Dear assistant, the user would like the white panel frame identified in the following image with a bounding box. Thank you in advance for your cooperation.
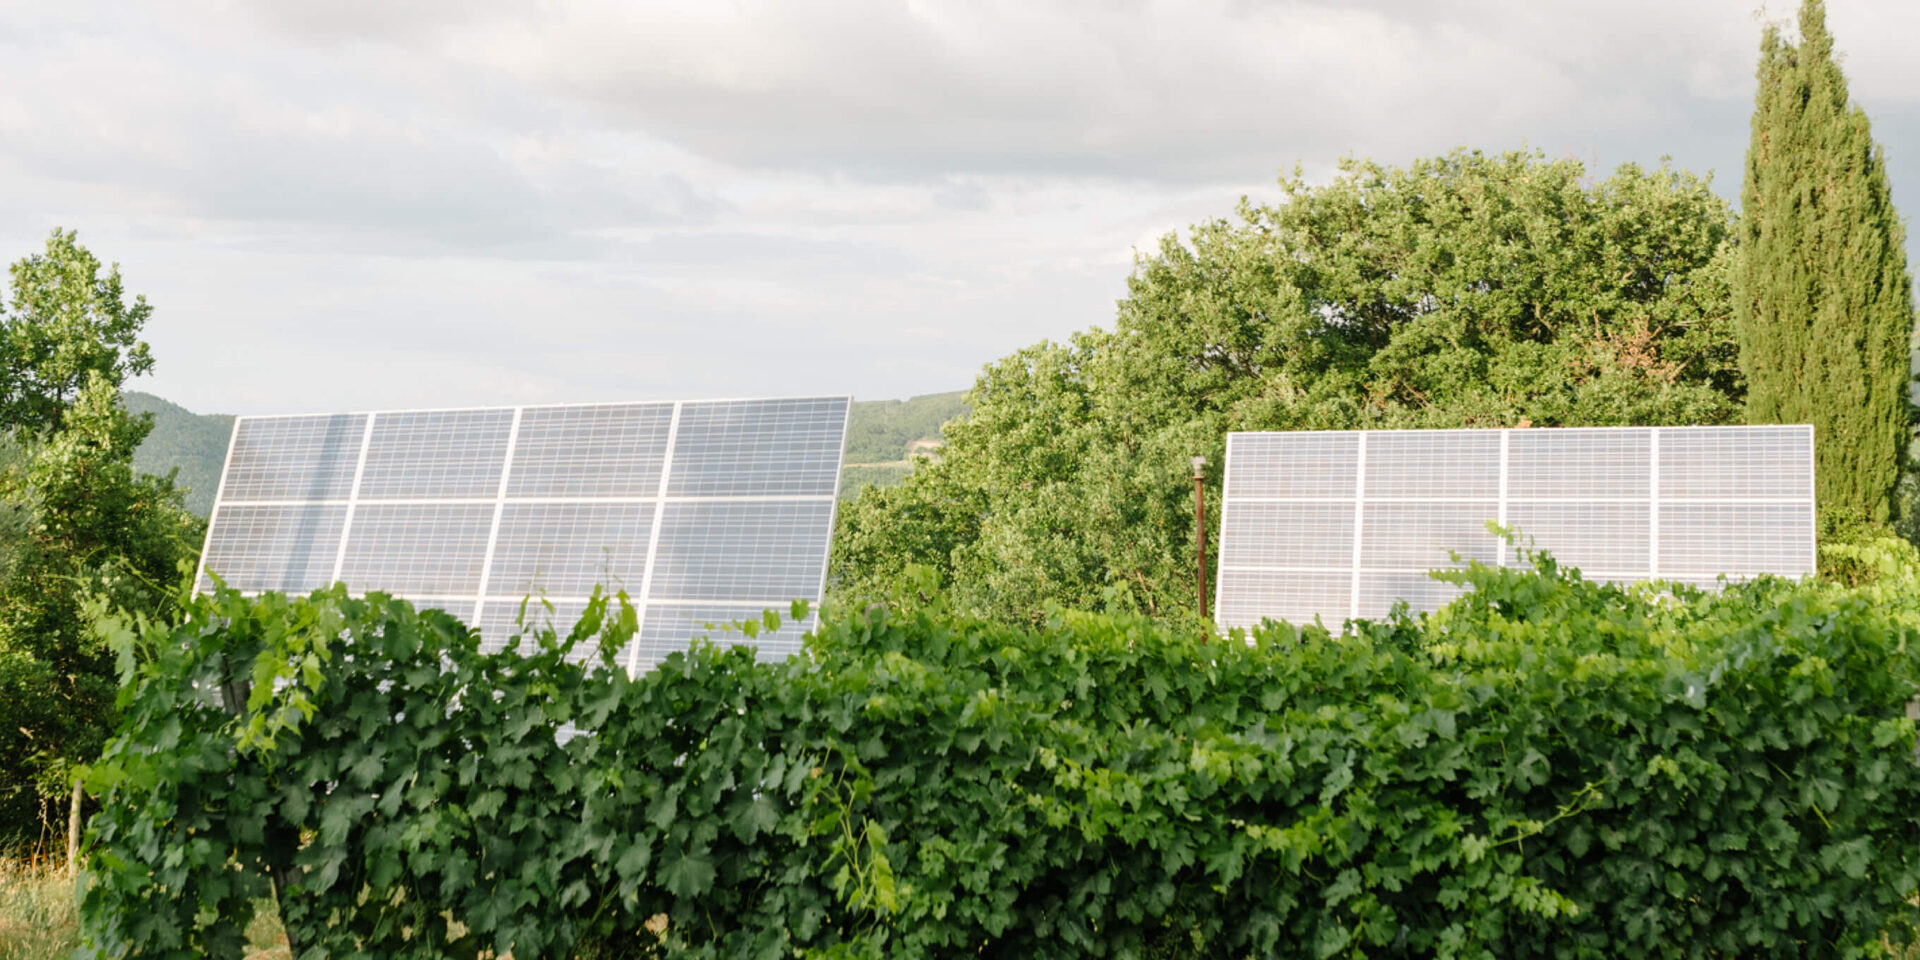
[191,416,244,592]
[625,401,683,676]
[198,396,852,675]
[1214,424,1816,631]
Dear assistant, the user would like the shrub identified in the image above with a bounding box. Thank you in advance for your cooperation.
[78,551,1920,959]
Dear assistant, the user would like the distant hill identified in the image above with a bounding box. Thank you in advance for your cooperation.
[125,391,234,517]
[841,390,968,497]
[126,390,967,516]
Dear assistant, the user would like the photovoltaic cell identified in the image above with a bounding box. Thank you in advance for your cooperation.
[507,403,673,498]
[1214,570,1350,631]
[634,602,813,668]
[474,599,597,661]
[1215,425,1815,631]
[339,503,496,597]
[196,503,346,593]
[1503,502,1649,576]
[357,409,514,500]
[195,396,850,674]
[1359,502,1501,569]
[667,398,846,497]
[1217,502,1353,568]
[1356,573,1467,621]
[486,503,653,598]
[217,414,366,502]
[1365,430,1501,499]
[646,500,837,601]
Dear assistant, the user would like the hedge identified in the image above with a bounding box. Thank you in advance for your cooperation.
[77,545,1920,959]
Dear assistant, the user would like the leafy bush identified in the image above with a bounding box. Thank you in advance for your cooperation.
[79,551,1920,959]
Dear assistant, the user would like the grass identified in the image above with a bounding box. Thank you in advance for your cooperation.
[0,854,288,960]
[0,855,75,960]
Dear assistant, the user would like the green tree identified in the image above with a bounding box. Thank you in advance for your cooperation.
[833,149,1744,623]
[0,230,153,435]
[1735,0,1916,535]
[0,231,200,846]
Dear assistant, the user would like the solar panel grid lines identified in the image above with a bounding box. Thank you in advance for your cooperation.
[329,414,378,584]
[1214,424,1816,632]
[625,401,682,675]
[1495,429,1510,568]
[1347,433,1366,621]
[470,406,523,627]
[1649,427,1661,580]
[196,395,852,675]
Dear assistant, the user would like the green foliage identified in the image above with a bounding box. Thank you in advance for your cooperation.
[838,463,913,500]
[835,149,1743,623]
[0,377,202,842]
[0,232,202,845]
[124,391,233,518]
[82,552,1920,959]
[1735,0,1917,536]
[0,230,153,437]
[843,391,967,465]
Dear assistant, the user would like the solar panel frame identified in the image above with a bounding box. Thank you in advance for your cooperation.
[194,395,852,674]
[1213,425,1816,631]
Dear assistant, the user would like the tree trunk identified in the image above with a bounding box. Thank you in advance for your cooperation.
[66,778,82,877]
[216,672,309,957]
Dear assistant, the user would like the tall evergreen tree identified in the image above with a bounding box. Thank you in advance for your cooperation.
[1735,0,1916,535]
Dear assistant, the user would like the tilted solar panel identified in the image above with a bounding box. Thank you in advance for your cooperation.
[196,396,851,672]
[1214,425,1816,632]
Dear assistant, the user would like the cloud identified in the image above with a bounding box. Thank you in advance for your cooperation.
[0,5,722,257]
[235,0,1780,184]
[0,0,1916,418]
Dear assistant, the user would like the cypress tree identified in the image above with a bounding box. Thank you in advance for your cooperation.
[1735,0,1916,535]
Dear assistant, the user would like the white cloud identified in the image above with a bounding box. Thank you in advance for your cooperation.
[0,0,1912,416]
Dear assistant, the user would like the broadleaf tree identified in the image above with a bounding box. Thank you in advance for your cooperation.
[0,230,200,848]
[0,230,153,434]
[833,149,1744,624]
[1735,0,1916,536]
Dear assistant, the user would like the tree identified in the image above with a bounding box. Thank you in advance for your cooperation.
[833,149,1744,624]
[1734,0,1916,535]
[0,231,200,847]
[0,230,153,435]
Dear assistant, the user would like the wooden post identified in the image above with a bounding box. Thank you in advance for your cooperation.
[1908,696,1920,763]
[67,779,82,877]
[1192,456,1209,621]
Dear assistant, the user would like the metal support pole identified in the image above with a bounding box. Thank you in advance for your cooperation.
[1192,456,1208,621]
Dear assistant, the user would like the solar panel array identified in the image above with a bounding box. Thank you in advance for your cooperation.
[196,396,851,672]
[1214,425,1816,631]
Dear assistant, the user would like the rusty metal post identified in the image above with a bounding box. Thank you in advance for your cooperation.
[1192,456,1208,621]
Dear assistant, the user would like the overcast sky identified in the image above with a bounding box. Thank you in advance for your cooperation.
[2,0,1917,415]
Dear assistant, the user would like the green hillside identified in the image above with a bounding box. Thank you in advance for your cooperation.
[840,390,967,497]
[844,390,967,464]
[125,391,234,518]
[125,391,965,516]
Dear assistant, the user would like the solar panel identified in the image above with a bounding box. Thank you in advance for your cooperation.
[196,396,852,672]
[1214,425,1816,631]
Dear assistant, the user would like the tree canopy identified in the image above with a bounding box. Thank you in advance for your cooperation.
[833,149,1744,623]
[0,230,153,435]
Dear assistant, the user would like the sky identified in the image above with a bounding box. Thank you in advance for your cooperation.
[2,0,1918,415]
